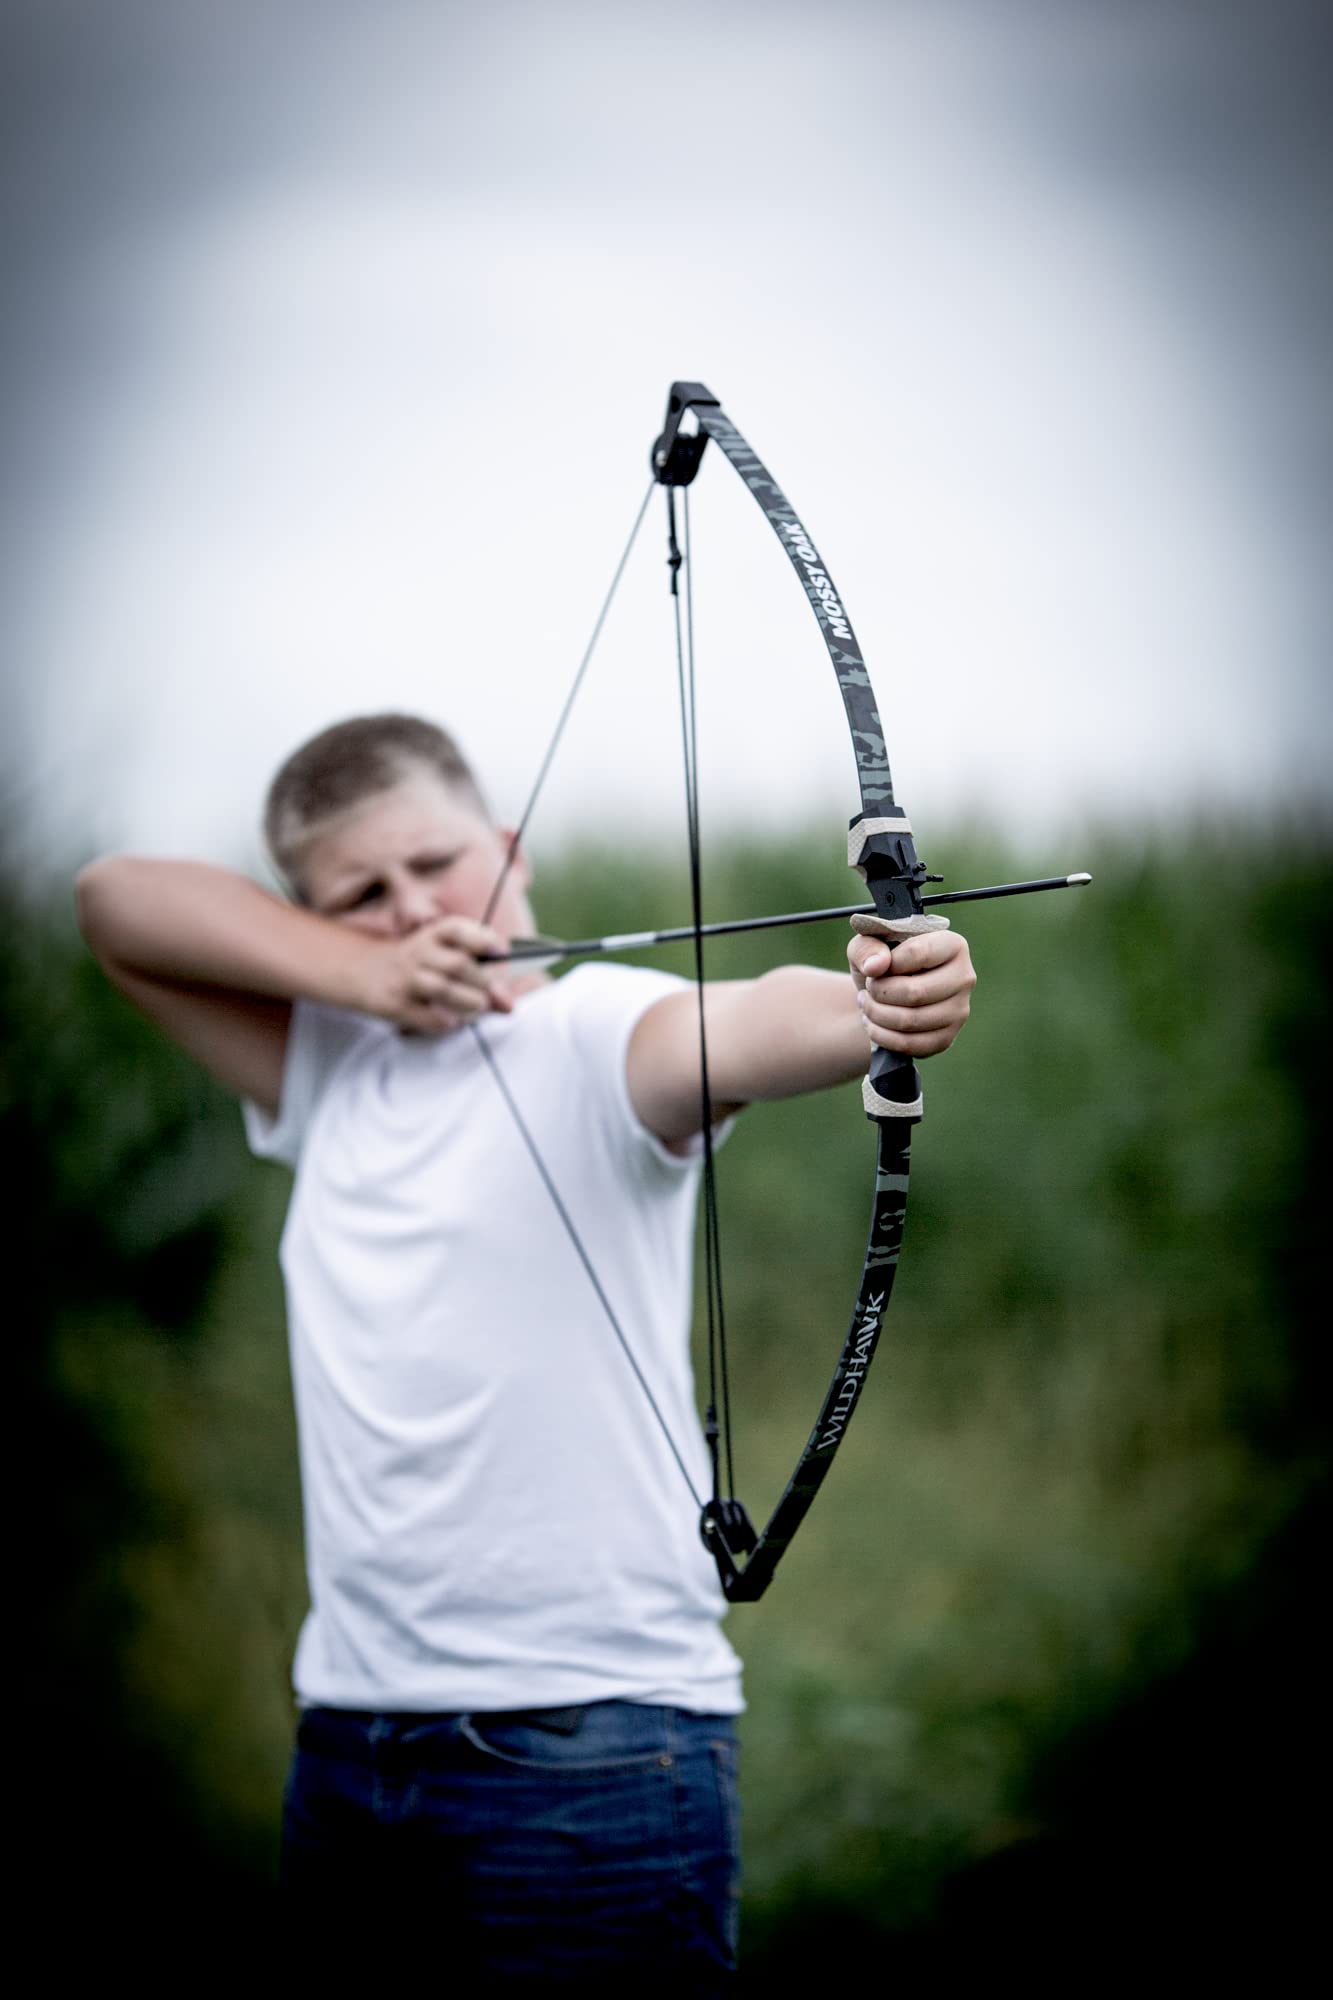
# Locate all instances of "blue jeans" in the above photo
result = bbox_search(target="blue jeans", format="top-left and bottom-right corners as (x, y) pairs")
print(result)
(281, 1700), (741, 1986)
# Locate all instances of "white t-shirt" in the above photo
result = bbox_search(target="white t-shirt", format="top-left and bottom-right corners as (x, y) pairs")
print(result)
(244, 963), (743, 1716)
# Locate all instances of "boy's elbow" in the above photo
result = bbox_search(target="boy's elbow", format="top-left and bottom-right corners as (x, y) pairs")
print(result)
(74, 854), (135, 954)
(74, 856), (107, 939)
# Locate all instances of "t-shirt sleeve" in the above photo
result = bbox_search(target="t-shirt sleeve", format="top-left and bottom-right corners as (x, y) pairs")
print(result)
(561, 965), (735, 1175)
(241, 999), (382, 1167)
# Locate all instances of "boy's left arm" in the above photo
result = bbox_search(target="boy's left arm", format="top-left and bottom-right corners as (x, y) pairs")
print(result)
(628, 929), (976, 1147)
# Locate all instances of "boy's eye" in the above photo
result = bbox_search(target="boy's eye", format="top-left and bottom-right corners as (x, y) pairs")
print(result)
(329, 879), (385, 912)
(331, 852), (463, 914)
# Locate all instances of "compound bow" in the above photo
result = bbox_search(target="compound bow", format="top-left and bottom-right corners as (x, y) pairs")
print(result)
(473, 380), (1085, 1603)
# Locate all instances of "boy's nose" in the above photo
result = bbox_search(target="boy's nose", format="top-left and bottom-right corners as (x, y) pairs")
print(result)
(394, 881), (439, 933)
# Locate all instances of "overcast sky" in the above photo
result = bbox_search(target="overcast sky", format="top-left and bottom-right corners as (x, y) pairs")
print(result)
(2, 0), (1329, 883)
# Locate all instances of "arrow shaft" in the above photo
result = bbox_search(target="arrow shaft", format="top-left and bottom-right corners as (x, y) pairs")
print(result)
(923, 872), (1092, 908)
(497, 874), (1090, 963)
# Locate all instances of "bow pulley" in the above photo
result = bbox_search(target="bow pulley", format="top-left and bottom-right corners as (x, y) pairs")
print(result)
(652, 382), (719, 487)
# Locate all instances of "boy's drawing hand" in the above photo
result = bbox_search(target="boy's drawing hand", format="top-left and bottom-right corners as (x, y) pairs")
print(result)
(362, 916), (514, 1033)
(848, 928), (976, 1059)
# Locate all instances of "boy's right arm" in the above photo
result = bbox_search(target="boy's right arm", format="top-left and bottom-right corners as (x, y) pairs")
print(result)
(74, 858), (510, 1117)
(75, 859), (380, 1116)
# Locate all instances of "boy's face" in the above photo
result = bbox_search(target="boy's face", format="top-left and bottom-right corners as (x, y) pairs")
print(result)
(300, 767), (534, 943)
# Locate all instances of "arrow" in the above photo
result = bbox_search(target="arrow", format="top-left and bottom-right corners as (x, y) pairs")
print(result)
(491, 873), (1092, 965)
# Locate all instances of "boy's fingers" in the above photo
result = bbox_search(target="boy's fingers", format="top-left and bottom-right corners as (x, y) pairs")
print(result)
(424, 960), (516, 1018)
(415, 937), (503, 989)
(448, 985), (489, 1014)
(848, 929), (970, 979)
(864, 1021), (962, 1057)
(863, 967), (960, 1010)
(426, 915), (507, 958)
(859, 994), (968, 1037)
(846, 937), (893, 981)
(881, 930), (965, 975)
(860, 936), (976, 1008)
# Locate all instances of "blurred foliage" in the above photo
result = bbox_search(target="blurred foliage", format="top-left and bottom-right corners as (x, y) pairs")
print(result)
(9, 818), (1328, 1965)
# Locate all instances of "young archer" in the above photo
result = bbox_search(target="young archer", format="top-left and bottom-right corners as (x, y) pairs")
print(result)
(76, 712), (976, 1979)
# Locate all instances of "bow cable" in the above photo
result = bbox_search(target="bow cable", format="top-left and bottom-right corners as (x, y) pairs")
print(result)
(482, 477), (656, 929)
(470, 1027), (704, 1508)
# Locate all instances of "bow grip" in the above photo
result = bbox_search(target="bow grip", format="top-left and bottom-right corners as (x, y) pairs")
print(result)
(850, 910), (951, 1122)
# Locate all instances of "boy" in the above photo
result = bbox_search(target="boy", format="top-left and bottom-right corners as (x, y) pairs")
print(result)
(76, 712), (976, 1980)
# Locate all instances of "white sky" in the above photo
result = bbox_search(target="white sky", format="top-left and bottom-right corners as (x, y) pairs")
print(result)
(3, 0), (1329, 879)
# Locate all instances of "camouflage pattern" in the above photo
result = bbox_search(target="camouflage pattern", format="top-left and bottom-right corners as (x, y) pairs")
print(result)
(719, 1119), (913, 1601)
(700, 409), (899, 815)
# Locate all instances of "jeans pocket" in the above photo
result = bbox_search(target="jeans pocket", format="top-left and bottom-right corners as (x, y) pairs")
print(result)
(460, 1710), (669, 1775)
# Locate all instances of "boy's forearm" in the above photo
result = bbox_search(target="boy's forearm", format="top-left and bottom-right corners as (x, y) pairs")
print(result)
(75, 856), (375, 1010)
(708, 966), (867, 1103)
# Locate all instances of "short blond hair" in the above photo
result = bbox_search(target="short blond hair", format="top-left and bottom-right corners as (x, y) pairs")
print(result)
(264, 713), (489, 895)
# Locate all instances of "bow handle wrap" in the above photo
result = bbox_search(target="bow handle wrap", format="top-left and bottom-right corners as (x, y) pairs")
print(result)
(849, 911), (952, 1121)
(847, 811), (950, 1122)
